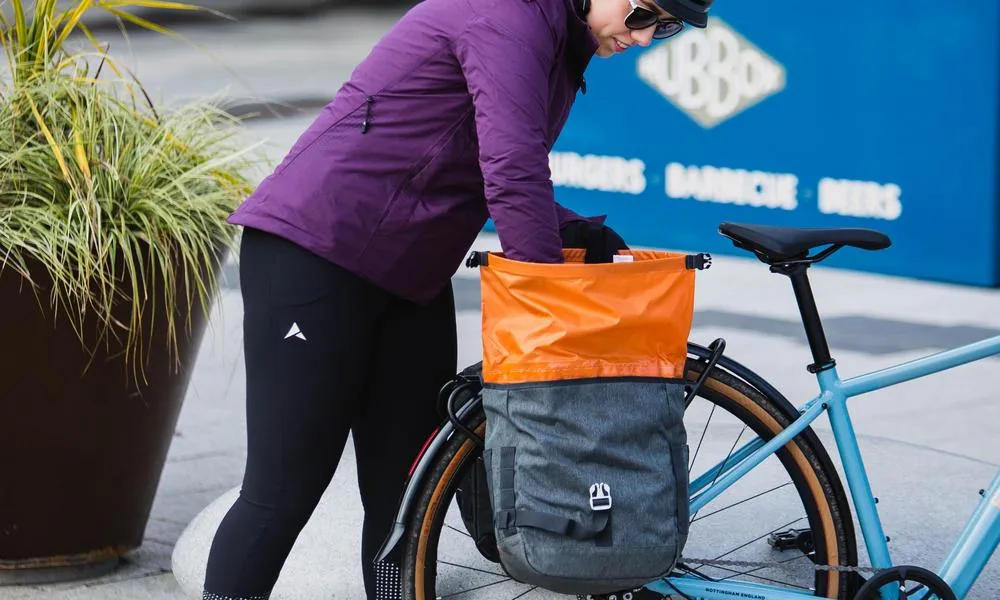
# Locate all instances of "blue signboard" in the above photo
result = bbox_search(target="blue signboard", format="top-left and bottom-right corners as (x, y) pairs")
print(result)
(531, 2), (1000, 286)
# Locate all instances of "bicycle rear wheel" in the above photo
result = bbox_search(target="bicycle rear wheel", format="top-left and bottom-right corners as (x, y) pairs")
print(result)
(400, 357), (858, 599)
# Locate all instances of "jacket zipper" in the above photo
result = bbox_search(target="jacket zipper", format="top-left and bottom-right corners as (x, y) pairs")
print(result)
(361, 96), (374, 133)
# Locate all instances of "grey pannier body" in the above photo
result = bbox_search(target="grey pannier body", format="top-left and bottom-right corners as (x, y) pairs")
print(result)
(482, 378), (690, 596)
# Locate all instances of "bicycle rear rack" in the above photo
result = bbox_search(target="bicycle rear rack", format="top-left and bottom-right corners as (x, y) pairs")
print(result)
(685, 338), (726, 406)
(440, 368), (485, 448)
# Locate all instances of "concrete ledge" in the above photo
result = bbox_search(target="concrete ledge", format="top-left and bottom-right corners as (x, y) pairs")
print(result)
(172, 478), (366, 599)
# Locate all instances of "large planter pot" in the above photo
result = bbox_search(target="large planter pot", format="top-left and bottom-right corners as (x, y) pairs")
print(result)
(0, 247), (226, 584)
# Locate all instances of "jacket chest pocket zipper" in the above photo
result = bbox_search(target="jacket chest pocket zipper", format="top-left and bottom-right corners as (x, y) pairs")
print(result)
(361, 96), (374, 133)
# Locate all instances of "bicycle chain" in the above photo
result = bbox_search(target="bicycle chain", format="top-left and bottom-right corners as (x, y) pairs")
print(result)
(679, 556), (880, 574)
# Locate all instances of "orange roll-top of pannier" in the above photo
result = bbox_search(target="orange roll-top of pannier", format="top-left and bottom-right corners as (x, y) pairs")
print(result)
(475, 249), (706, 385)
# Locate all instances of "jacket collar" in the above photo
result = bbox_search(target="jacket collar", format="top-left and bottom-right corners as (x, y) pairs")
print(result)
(564, 0), (599, 91)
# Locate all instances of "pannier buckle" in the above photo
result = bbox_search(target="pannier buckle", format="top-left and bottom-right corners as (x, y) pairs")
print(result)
(589, 483), (612, 511)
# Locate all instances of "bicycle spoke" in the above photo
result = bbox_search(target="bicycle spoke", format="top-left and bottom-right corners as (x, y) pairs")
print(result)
(707, 424), (749, 490)
(691, 482), (793, 523)
(437, 573), (523, 598)
(709, 516), (806, 562)
(446, 523), (472, 538)
(689, 402), (718, 475)
(721, 551), (814, 583)
(674, 563), (718, 582)
(438, 560), (507, 578)
(705, 561), (813, 591)
(510, 586), (540, 599)
(689, 424), (748, 522)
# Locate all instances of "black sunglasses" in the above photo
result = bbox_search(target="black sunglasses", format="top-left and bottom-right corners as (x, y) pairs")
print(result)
(624, 0), (685, 39)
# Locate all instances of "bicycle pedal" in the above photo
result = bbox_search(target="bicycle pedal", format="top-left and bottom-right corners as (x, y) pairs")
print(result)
(767, 528), (814, 554)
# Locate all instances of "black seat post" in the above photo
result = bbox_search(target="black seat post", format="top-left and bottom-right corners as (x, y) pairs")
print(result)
(771, 263), (836, 373)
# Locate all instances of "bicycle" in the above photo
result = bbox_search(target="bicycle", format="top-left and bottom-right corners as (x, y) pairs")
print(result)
(374, 221), (1000, 600)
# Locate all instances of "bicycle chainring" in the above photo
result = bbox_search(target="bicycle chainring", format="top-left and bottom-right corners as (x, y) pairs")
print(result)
(852, 565), (956, 600)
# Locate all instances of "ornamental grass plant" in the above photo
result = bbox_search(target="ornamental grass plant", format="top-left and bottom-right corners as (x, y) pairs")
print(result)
(0, 0), (262, 382)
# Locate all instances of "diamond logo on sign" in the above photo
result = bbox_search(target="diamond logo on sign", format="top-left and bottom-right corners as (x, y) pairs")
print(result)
(636, 17), (787, 129)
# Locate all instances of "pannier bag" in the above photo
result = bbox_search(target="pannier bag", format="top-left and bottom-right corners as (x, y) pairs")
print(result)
(469, 248), (707, 595)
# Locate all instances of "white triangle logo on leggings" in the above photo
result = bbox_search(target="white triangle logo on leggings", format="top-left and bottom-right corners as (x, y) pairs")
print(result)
(284, 322), (307, 341)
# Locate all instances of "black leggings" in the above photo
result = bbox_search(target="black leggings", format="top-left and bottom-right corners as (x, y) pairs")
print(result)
(203, 228), (457, 600)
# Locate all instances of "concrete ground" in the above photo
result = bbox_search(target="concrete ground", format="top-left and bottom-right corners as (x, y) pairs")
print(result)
(3, 5), (1000, 600)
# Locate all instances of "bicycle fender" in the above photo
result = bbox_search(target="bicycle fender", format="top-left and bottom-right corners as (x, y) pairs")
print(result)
(374, 395), (481, 564)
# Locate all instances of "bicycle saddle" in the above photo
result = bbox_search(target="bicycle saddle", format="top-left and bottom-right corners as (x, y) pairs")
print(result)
(718, 222), (892, 263)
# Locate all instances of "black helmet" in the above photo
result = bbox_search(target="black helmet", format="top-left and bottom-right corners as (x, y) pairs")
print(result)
(655, 0), (713, 28)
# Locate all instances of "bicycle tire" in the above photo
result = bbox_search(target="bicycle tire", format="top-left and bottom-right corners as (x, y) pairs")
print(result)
(400, 359), (858, 600)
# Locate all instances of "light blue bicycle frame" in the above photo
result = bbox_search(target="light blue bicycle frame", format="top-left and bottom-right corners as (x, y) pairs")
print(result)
(646, 334), (1000, 600)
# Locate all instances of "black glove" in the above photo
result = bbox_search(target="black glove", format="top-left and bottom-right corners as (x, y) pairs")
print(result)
(559, 219), (629, 264)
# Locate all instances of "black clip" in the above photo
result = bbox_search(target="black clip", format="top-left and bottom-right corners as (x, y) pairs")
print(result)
(466, 251), (488, 268)
(685, 253), (713, 270)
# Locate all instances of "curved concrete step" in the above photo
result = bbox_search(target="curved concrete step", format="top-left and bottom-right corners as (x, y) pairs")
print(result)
(172, 474), (367, 598)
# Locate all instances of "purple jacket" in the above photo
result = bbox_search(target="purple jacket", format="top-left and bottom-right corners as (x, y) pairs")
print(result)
(228, 0), (600, 303)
